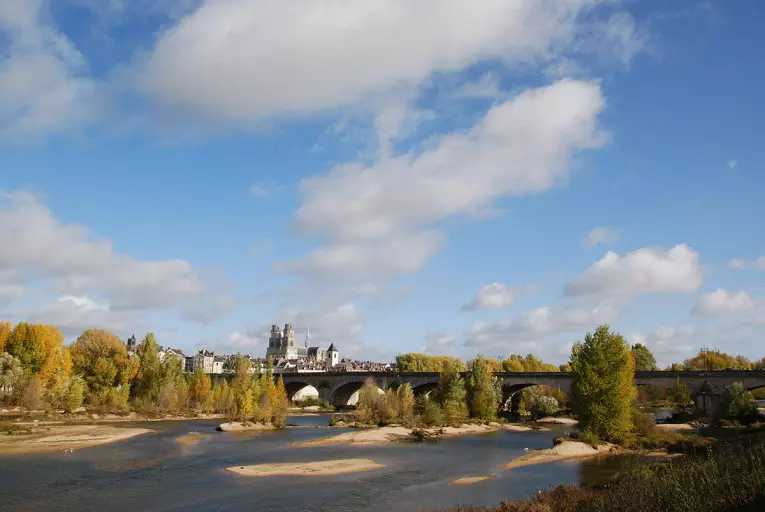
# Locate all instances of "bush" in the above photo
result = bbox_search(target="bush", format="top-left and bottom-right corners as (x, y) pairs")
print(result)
(723, 382), (760, 424)
(415, 396), (443, 426)
(529, 395), (559, 419)
(575, 430), (603, 448)
(293, 397), (334, 410)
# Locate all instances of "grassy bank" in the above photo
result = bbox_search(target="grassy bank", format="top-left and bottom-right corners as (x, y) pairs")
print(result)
(439, 436), (765, 512)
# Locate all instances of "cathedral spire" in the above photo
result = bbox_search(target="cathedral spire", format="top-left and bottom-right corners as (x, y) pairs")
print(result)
(305, 323), (310, 348)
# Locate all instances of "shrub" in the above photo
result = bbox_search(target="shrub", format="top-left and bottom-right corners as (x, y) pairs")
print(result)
(529, 395), (559, 419)
(723, 382), (760, 424)
(415, 396), (443, 426)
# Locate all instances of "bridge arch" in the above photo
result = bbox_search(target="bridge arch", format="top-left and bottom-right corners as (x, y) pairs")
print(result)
(331, 380), (368, 407)
(412, 382), (439, 398)
(284, 382), (319, 402)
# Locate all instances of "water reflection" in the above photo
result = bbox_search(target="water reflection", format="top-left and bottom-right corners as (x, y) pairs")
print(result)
(0, 416), (625, 512)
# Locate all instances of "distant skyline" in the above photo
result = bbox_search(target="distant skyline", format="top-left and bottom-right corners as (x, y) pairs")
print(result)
(1, 0), (764, 366)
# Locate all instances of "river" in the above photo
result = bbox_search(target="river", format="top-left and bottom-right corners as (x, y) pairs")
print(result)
(0, 415), (634, 512)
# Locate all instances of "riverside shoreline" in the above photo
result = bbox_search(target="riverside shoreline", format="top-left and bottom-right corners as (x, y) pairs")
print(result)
(0, 424), (153, 455)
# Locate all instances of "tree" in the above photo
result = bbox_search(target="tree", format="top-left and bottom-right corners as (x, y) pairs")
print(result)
(271, 376), (289, 428)
(470, 358), (502, 373)
(723, 382), (759, 423)
(397, 384), (415, 426)
(395, 353), (467, 372)
(189, 368), (211, 410)
(0, 352), (24, 405)
(135, 333), (162, 399)
(529, 395), (559, 419)
(70, 329), (136, 392)
(631, 344), (658, 371)
(5, 323), (69, 382)
(20, 376), (42, 414)
(684, 349), (750, 371)
(571, 325), (637, 444)
(65, 376), (85, 413)
(502, 353), (558, 372)
(0, 321), (10, 354)
(434, 361), (468, 424)
(356, 377), (384, 423)
(559, 363), (572, 372)
(467, 358), (501, 421)
(232, 359), (255, 421)
(669, 376), (692, 410)
(666, 363), (685, 372)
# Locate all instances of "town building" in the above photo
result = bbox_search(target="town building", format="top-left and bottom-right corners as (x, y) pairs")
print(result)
(265, 323), (340, 369)
(185, 349), (215, 373)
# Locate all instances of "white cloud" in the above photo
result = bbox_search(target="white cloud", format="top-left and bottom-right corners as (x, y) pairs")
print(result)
(425, 332), (456, 355)
(280, 80), (605, 281)
(0, 0), (95, 138)
(181, 296), (238, 324)
(582, 226), (619, 248)
(466, 298), (619, 347)
(23, 295), (140, 338)
(692, 289), (758, 316)
(274, 231), (445, 280)
(0, 190), (214, 313)
(628, 325), (695, 363)
(565, 244), (703, 296)
(729, 257), (765, 271)
(462, 282), (535, 311)
(136, 0), (641, 121)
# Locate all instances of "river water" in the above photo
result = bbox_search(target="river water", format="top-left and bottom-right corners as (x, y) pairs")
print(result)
(0, 415), (633, 512)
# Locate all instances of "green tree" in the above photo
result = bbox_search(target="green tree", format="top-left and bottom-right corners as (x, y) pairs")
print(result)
(65, 376), (85, 413)
(434, 361), (468, 424)
(0, 352), (25, 405)
(356, 377), (383, 423)
(397, 383), (415, 426)
(669, 376), (692, 410)
(723, 382), (759, 423)
(135, 333), (161, 399)
(529, 395), (559, 419)
(470, 357), (502, 373)
(467, 358), (501, 421)
(395, 353), (466, 372)
(571, 325), (637, 444)
(631, 344), (659, 371)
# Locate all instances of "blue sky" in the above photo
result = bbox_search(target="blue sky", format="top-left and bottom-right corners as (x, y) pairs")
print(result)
(1, 0), (764, 366)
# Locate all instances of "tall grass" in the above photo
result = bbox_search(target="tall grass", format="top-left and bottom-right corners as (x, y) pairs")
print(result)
(441, 440), (765, 512)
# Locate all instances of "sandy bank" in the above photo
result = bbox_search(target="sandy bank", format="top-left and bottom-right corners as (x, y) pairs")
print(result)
(293, 423), (512, 447)
(449, 475), (496, 485)
(175, 433), (212, 446)
(226, 458), (384, 477)
(655, 423), (694, 431)
(0, 425), (152, 455)
(536, 417), (578, 425)
(500, 440), (613, 470)
(217, 422), (277, 432)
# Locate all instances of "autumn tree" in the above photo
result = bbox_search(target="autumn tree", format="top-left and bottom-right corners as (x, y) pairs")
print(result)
(467, 358), (501, 421)
(395, 353), (466, 372)
(571, 325), (637, 444)
(189, 368), (211, 411)
(0, 321), (10, 353)
(631, 344), (658, 371)
(65, 376), (85, 413)
(397, 383), (415, 426)
(470, 358), (502, 373)
(684, 349), (750, 371)
(232, 359), (255, 421)
(70, 329), (136, 392)
(5, 323), (70, 383)
(271, 376), (289, 428)
(502, 354), (558, 372)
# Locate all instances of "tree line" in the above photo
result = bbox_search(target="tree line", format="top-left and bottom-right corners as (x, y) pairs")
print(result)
(0, 322), (288, 425)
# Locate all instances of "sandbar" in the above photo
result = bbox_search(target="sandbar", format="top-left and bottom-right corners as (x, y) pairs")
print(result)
(655, 423), (694, 431)
(0, 425), (152, 455)
(500, 440), (612, 470)
(535, 417), (578, 425)
(449, 475), (496, 485)
(292, 423), (505, 447)
(175, 433), (212, 446)
(226, 458), (385, 477)
(217, 422), (277, 432)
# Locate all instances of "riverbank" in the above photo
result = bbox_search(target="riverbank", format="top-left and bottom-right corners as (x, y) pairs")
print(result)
(0, 424), (152, 455)
(3, 411), (226, 424)
(217, 421), (277, 432)
(500, 440), (614, 470)
(226, 458), (385, 477)
(292, 422), (533, 447)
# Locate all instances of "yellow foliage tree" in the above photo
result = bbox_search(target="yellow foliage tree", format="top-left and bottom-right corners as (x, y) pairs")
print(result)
(70, 329), (134, 392)
(0, 321), (10, 353)
(395, 353), (467, 372)
(5, 323), (70, 384)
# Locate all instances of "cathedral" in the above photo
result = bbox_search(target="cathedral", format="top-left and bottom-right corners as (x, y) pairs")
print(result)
(265, 324), (339, 365)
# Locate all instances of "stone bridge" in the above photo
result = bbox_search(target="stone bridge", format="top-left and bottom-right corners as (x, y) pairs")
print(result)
(280, 370), (765, 413)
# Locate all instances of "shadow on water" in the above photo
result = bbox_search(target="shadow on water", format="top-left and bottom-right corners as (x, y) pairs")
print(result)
(0, 416), (625, 512)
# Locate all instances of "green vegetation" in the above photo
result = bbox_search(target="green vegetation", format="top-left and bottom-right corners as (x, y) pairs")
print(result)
(631, 343), (658, 371)
(0, 321), (289, 427)
(571, 325), (637, 444)
(722, 382), (760, 424)
(467, 358), (502, 421)
(395, 353), (467, 372)
(292, 397), (335, 411)
(439, 438), (765, 512)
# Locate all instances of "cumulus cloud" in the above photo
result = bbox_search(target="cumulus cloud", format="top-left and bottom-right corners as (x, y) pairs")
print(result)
(565, 244), (703, 296)
(425, 332), (457, 355)
(692, 289), (758, 317)
(0, 191), (224, 317)
(280, 80), (605, 280)
(582, 226), (619, 249)
(462, 282), (535, 311)
(628, 325), (695, 363)
(23, 295), (140, 338)
(0, 0), (95, 138)
(729, 257), (765, 271)
(136, 0), (641, 121)
(466, 298), (619, 347)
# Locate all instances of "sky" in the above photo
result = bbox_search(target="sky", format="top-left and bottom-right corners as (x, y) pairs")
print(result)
(1, 0), (764, 367)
